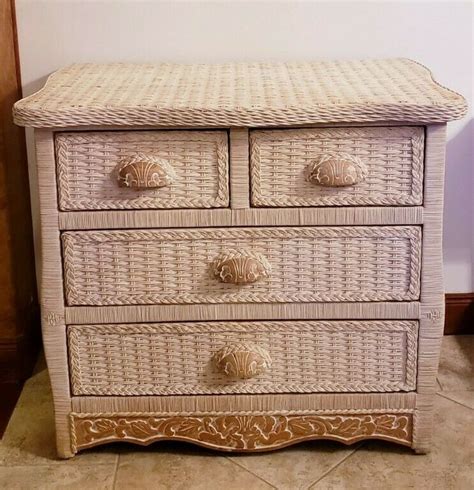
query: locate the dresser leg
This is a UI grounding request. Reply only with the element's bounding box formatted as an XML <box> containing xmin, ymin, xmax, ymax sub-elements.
<box><xmin>57</xmin><ymin>445</ymin><xmax>75</xmax><ymax>459</ymax></box>
<box><xmin>413</xmin><ymin>446</ymin><xmax>430</xmax><ymax>455</ymax></box>
<box><xmin>412</xmin><ymin>396</ymin><xmax>437</xmax><ymax>456</ymax></box>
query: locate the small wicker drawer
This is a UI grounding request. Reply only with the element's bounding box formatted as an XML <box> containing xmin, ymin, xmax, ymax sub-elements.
<box><xmin>55</xmin><ymin>130</ymin><xmax>229</xmax><ymax>210</ymax></box>
<box><xmin>68</xmin><ymin>320</ymin><xmax>418</xmax><ymax>396</ymax></box>
<box><xmin>62</xmin><ymin>226</ymin><xmax>421</xmax><ymax>306</ymax></box>
<box><xmin>250</xmin><ymin>126</ymin><xmax>424</xmax><ymax>207</ymax></box>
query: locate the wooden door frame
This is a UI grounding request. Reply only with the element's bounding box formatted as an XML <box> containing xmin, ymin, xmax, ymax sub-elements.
<box><xmin>0</xmin><ymin>0</ymin><xmax>40</xmax><ymax>435</ymax></box>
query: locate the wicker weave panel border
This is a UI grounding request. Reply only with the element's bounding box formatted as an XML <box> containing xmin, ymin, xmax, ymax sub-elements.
<box><xmin>55</xmin><ymin>130</ymin><xmax>229</xmax><ymax>210</ymax></box>
<box><xmin>13</xmin><ymin>59</ymin><xmax>467</xmax><ymax>128</ymax></box>
<box><xmin>250</xmin><ymin>126</ymin><xmax>424</xmax><ymax>207</ymax></box>
<box><xmin>62</xmin><ymin>226</ymin><xmax>422</xmax><ymax>306</ymax></box>
<box><xmin>67</xmin><ymin>320</ymin><xmax>418</xmax><ymax>396</ymax></box>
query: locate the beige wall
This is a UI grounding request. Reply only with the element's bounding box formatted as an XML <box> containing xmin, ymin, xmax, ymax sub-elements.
<box><xmin>16</xmin><ymin>0</ymin><xmax>473</xmax><ymax>292</ymax></box>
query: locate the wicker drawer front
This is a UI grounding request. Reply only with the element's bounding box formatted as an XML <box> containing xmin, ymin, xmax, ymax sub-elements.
<box><xmin>55</xmin><ymin>130</ymin><xmax>229</xmax><ymax>210</ymax></box>
<box><xmin>250</xmin><ymin>126</ymin><xmax>424</xmax><ymax>207</ymax></box>
<box><xmin>62</xmin><ymin>226</ymin><xmax>421</xmax><ymax>306</ymax></box>
<box><xmin>68</xmin><ymin>320</ymin><xmax>418</xmax><ymax>396</ymax></box>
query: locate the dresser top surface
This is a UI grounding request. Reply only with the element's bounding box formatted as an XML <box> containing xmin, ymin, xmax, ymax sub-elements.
<box><xmin>13</xmin><ymin>58</ymin><xmax>466</xmax><ymax>128</ymax></box>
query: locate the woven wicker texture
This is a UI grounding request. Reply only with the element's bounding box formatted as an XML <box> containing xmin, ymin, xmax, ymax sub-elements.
<box><xmin>14</xmin><ymin>59</ymin><xmax>466</xmax><ymax>128</ymax></box>
<box><xmin>251</xmin><ymin>126</ymin><xmax>424</xmax><ymax>207</ymax></box>
<box><xmin>55</xmin><ymin>130</ymin><xmax>229</xmax><ymax>210</ymax></box>
<box><xmin>67</xmin><ymin>320</ymin><xmax>418</xmax><ymax>395</ymax></box>
<box><xmin>62</xmin><ymin>226</ymin><xmax>421</xmax><ymax>306</ymax></box>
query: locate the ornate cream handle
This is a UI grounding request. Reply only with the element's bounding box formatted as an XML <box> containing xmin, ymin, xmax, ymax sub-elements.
<box><xmin>306</xmin><ymin>153</ymin><xmax>368</xmax><ymax>187</ymax></box>
<box><xmin>117</xmin><ymin>154</ymin><xmax>177</xmax><ymax>189</ymax></box>
<box><xmin>213</xmin><ymin>342</ymin><xmax>272</xmax><ymax>379</ymax></box>
<box><xmin>211</xmin><ymin>249</ymin><xmax>271</xmax><ymax>285</ymax></box>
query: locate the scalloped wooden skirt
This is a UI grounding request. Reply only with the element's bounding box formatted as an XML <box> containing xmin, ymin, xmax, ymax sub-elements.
<box><xmin>70</xmin><ymin>411</ymin><xmax>414</xmax><ymax>454</ymax></box>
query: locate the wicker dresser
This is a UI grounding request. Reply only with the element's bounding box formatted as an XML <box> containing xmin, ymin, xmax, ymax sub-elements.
<box><xmin>14</xmin><ymin>59</ymin><xmax>466</xmax><ymax>458</ymax></box>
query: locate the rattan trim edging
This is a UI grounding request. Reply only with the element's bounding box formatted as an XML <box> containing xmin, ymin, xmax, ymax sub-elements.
<box><xmin>250</xmin><ymin>126</ymin><xmax>425</xmax><ymax>207</ymax></box>
<box><xmin>62</xmin><ymin>226</ymin><xmax>422</xmax><ymax>306</ymax></box>
<box><xmin>55</xmin><ymin>131</ymin><xmax>230</xmax><ymax>210</ymax></box>
<box><xmin>67</xmin><ymin>320</ymin><xmax>418</xmax><ymax>396</ymax></box>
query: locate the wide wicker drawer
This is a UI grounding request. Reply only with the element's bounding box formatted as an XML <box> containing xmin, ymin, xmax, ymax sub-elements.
<box><xmin>62</xmin><ymin>226</ymin><xmax>421</xmax><ymax>306</ymax></box>
<box><xmin>68</xmin><ymin>320</ymin><xmax>418</xmax><ymax>396</ymax></box>
<box><xmin>250</xmin><ymin>126</ymin><xmax>424</xmax><ymax>207</ymax></box>
<box><xmin>55</xmin><ymin>130</ymin><xmax>229</xmax><ymax>210</ymax></box>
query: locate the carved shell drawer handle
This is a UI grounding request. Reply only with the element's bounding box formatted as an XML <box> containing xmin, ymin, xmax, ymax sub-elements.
<box><xmin>117</xmin><ymin>154</ymin><xmax>177</xmax><ymax>189</ymax></box>
<box><xmin>211</xmin><ymin>249</ymin><xmax>271</xmax><ymax>285</ymax></box>
<box><xmin>213</xmin><ymin>342</ymin><xmax>272</xmax><ymax>379</ymax></box>
<box><xmin>306</xmin><ymin>153</ymin><xmax>368</xmax><ymax>187</ymax></box>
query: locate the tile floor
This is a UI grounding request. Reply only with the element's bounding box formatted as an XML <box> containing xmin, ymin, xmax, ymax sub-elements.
<box><xmin>0</xmin><ymin>336</ymin><xmax>472</xmax><ymax>490</ymax></box>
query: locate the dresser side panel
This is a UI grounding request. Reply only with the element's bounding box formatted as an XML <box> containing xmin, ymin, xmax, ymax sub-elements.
<box><xmin>35</xmin><ymin>130</ymin><xmax>72</xmax><ymax>458</ymax></box>
<box><xmin>414</xmin><ymin>123</ymin><xmax>447</xmax><ymax>453</ymax></box>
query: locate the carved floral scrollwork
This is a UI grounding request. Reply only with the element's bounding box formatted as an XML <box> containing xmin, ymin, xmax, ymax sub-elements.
<box><xmin>71</xmin><ymin>412</ymin><xmax>413</xmax><ymax>453</ymax></box>
<box><xmin>211</xmin><ymin>249</ymin><xmax>271</xmax><ymax>285</ymax></box>
<box><xmin>306</xmin><ymin>153</ymin><xmax>368</xmax><ymax>187</ymax></box>
<box><xmin>117</xmin><ymin>154</ymin><xmax>177</xmax><ymax>189</ymax></box>
<box><xmin>213</xmin><ymin>342</ymin><xmax>272</xmax><ymax>379</ymax></box>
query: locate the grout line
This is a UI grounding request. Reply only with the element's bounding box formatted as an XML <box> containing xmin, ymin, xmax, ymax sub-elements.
<box><xmin>437</xmin><ymin>392</ymin><xmax>474</xmax><ymax>411</ymax></box>
<box><xmin>224</xmin><ymin>456</ymin><xmax>277</xmax><ymax>489</ymax></box>
<box><xmin>0</xmin><ymin>462</ymin><xmax>117</xmax><ymax>468</ymax></box>
<box><xmin>307</xmin><ymin>443</ymin><xmax>364</xmax><ymax>489</ymax></box>
<box><xmin>111</xmin><ymin>453</ymin><xmax>120</xmax><ymax>490</ymax></box>
<box><xmin>436</xmin><ymin>377</ymin><xmax>444</xmax><ymax>391</ymax></box>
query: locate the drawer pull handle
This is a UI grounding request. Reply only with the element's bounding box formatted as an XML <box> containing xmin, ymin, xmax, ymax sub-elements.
<box><xmin>307</xmin><ymin>153</ymin><xmax>368</xmax><ymax>187</ymax></box>
<box><xmin>213</xmin><ymin>342</ymin><xmax>272</xmax><ymax>379</ymax></box>
<box><xmin>117</xmin><ymin>155</ymin><xmax>176</xmax><ymax>189</ymax></box>
<box><xmin>212</xmin><ymin>250</ymin><xmax>271</xmax><ymax>285</ymax></box>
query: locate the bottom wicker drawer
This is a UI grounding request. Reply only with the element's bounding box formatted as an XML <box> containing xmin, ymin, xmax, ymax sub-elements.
<box><xmin>68</xmin><ymin>320</ymin><xmax>418</xmax><ymax>396</ymax></box>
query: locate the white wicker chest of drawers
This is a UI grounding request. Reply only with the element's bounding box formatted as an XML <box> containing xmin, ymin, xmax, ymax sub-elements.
<box><xmin>14</xmin><ymin>59</ymin><xmax>466</xmax><ymax>458</ymax></box>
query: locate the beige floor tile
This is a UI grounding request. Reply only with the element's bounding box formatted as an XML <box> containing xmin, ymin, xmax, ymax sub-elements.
<box><xmin>227</xmin><ymin>441</ymin><xmax>357</xmax><ymax>490</ymax></box>
<box><xmin>0</xmin><ymin>368</ymin><xmax>117</xmax><ymax>466</ymax></box>
<box><xmin>438</xmin><ymin>390</ymin><xmax>474</xmax><ymax>409</ymax></box>
<box><xmin>311</xmin><ymin>395</ymin><xmax>474</xmax><ymax>490</ymax></box>
<box><xmin>0</xmin><ymin>463</ymin><xmax>116</xmax><ymax>490</ymax></box>
<box><xmin>438</xmin><ymin>336</ymin><xmax>474</xmax><ymax>391</ymax></box>
<box><xmin>115</xmin><ymin>443</ymin><xmax>274</xmax><ymax>489</ymax></box>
